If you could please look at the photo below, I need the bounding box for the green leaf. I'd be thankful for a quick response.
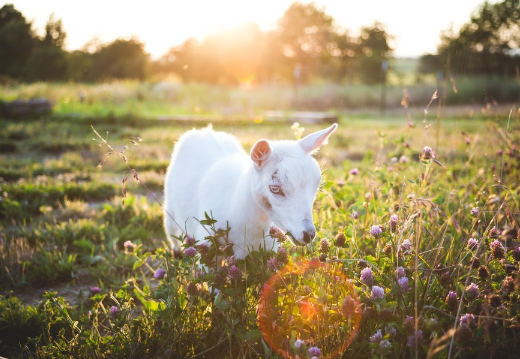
[133,288,165,312]
[214,292,230,311]
[244,329,263,343]
[133,258,145,270]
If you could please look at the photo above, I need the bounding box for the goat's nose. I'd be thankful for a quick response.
[302,229,316,244]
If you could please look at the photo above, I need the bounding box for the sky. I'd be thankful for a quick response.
[5,0,494,58]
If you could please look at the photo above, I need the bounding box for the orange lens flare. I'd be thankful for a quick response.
[258,260,361,358]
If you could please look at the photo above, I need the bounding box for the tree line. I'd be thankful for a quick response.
[1,1,518,85]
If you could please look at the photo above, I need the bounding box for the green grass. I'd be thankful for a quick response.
[0,102,519,358]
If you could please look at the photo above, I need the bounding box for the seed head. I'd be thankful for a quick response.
[341,295,358,318]
[335,232,346,247]
[196,243,209,256]
[370,225,382,237]
[319,253,327,262]
[185,235,196,246]
[154,268,166,279]
[503,276,515,293]
[488,294,501,307]
[470,257,481,269]
[360,267,375,286]
[478,266,489,279]
[320,238,330,253]
[445,291,458,310]
[403,315,414,332]
[489,226,501,238]
[383,243,392,255]
[389,215,398,233]
[187,282,199,296]
[456,324,472,343]
[371,286,385,301]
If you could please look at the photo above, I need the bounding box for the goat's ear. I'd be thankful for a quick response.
[250,139,272,167]
[298,123,338,154]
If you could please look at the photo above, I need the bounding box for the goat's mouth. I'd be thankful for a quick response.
[285,231,306,246]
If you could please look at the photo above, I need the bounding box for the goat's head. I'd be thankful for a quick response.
[250,123,338,246]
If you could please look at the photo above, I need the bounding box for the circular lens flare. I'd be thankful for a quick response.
[258,260,361,358]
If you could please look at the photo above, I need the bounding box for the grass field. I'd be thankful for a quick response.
[1,96,520,358]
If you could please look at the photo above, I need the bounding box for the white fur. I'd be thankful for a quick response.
[164,123,338,259]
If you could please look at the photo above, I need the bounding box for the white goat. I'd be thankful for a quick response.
[164,123,338,259]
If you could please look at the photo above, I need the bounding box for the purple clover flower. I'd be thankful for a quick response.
[460,313,475,326]
[471,207,479,217]
[124,240,136,252]
[395,266,406,278]
[465,283,480,301]
[390,214,398,232]
[154,268,166,279]
[308,347,321,357]
[371,286,385,301]
[467,238,478,249]
[185,235,196,246]
[445,291,458,310]
[407,330,423,348]
[352,211,360,220]
[109,306,120,317]
[228,265,242,280]
[370,225,382,237]
[422,146,435,159]
[267,257,279,271]
[379,339,391,351]
[370,329,383,343]
[349,168,359,176]
[184,246,198,257]
[398,276,411,292]
[89,286,101,295]
[361,267,375,286]
[293,339,305,349]
[385,325,397,337]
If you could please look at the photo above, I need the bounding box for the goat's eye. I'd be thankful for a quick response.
[269,185,284,196]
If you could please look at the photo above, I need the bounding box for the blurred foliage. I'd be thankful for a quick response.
[420,0,520,76]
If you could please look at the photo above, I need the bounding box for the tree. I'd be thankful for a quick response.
[0,4,34,79]
[420,0,520,76]
[88,39,148,81]
[25,13,68,81]
[356,22,393,84]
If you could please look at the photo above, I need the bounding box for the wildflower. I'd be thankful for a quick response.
[124,240,136,252]
[370,225,382,237]
[308,347,321,357]
[154,268,166,279]
[335,232,346,247]
[467,238,478,250]
[269,226,287,242]
[403,316,414,332]
[471,207,479,217]
[490,240,504,259]
[383,243,392,255]
[422,146,435,159]
[185,235,196,246]
[109,306,120,317]
[385,325,397,337]
[513,247,520,261]
[352,211,360,220]
[407,330,423,348]
[196,243,209,256]
[398,276,411,292]
[460,313,474,326]
[389,215,398,233]
[187,282,199,296]
[320,238,330,253]
[489,226,501,238]
[371,286,385,301]
[399,155,408,163]
[379,339,392,351]
[341,295,358,318]
[184,246,198,257]
[488,294,501,307]
[456,324,472,342]
[89,286,101,295]
[349,168,359,176]
[400,239,412,252]
[446,291,458,310]
[267,257,279,271]
[277,247,288,264]
[319,253,327,262]
[465,283,480,301]
[503,276,515,293]
[395,266,406,278]
[293,339,305,349]
[478,266,489,279]
[227,265,242,280]
[370,329,383,343]
[361,267,375,286]
[337,180,344,187]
